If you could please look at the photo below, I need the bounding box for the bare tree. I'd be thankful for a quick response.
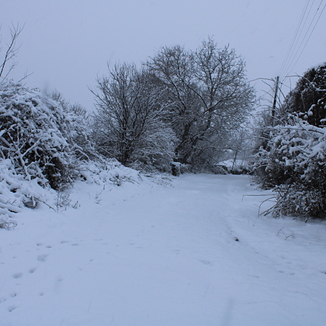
[0,24,23,83]
[92,64,175,169]
[148,38,255,169]
[147,45,201,164]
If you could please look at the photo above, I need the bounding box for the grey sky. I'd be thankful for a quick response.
[2,0,326,110]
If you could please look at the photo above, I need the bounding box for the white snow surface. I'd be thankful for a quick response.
[1,173,326,326]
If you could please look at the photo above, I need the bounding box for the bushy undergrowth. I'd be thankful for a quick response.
[0,82,127,228]
[78,158,141,186]
[254,117,326,219]
[0,157,142,229]
[0,82,77,189]
[273,184,326,219]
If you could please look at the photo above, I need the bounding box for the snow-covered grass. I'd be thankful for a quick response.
[1,171,326,325]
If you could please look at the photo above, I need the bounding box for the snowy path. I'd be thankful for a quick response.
[1,174,326,325]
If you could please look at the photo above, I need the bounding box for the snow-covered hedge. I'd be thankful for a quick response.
[0,82,96,191]
[0,82,148,229]
[254,117,326,218]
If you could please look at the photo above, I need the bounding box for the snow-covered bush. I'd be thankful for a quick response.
[273,183,326,219]
[0,159,57,229]
[51,92,96,161]
[254,64,326,219]
[78,158,141,187]
[0,157,143,229]
[0,82,79,190]
[254,117,326,218]
[0,82,147,228]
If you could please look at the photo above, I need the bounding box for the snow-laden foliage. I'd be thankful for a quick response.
[0,159,57,229]
[0,82,78,190]
[0,156,142,229]
[254,117,326,218]
[273,183,326,219]
[0,82,86,227]
[0,82,147,229]
[78,158,141,187]
[254,63,326,219]
[51,92,96,161]
[0,83,98,188]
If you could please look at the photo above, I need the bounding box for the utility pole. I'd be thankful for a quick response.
[271,76,279,126]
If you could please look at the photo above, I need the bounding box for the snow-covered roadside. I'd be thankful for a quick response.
[1,173,326,326]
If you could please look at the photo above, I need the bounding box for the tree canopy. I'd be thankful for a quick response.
[93,39,255,171]
[281,64,326,126]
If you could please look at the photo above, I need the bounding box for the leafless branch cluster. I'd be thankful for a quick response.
[0,24,23,82]
[93,38,255,171]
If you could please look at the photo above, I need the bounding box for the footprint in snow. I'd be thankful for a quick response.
[0,293,18,308]
[29,267,37,274]
[199,259,214,266]
[37,254,48,262]
[37,243,53,249]
[8,305,17,312]
[278,270,295,276]
[12,273,23,279]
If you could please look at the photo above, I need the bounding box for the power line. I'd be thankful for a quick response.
[279,0,311,77]
[257,1,325,109]
[279,0,326,80]
[287,1,326,74]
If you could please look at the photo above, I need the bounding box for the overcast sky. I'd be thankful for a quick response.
[1,0,326,111]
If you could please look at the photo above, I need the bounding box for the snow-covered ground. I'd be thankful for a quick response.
[1,173,326,326]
